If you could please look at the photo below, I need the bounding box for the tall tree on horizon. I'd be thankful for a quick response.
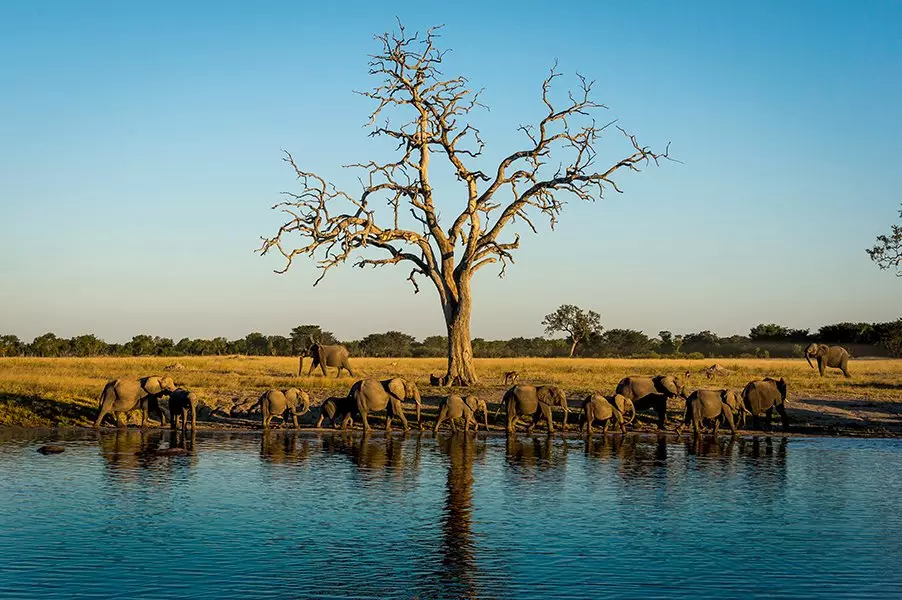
[542,304,603,357]
[867,204,902,275]
[259,23,666,384]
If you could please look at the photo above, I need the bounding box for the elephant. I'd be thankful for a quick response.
[298,338,354,378]
[581,393,635,435]
[434,395,489,433]
[677,389,738,436]
[168,388,198,432]
[742,377,789,431]
[503,371,520,385]
[720,388,751,427]
[256,388,311,429]
[94,375,176,428]
[316,395,358,429]
[501,385,568,434]
[805,343,851,377]
[615,375,686,429]
[349,377,422,432]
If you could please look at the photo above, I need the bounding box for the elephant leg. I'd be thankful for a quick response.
[542,404,554,433]
[752,414,761,431]
[656,397,667,430]
[842,358,851,378]
[712,417,720,437]
[723,408,737,435]
[526,411,539,434]
[434,409,446,433]
[765,408,773,431]
[818,359,825,377]
[776,403,789,431]
[292,409,300,430]
[601,420,608,434]
[692,416,699,436]
[391,398,409,431]
[316,414,324,428]
[94,405,110,428]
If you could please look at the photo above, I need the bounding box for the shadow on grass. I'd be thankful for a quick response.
[847,381,902,391]
[0,393,96,427]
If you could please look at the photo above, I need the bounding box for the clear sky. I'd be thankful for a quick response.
[1,0,900,343]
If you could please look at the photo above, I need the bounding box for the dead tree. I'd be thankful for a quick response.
[259,24,667,385]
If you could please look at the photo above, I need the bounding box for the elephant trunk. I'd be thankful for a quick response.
[625,399,636,425]
[805,353,814,369]
[412,388,422,426]
[561,403,569,430]
[483,406,490,431]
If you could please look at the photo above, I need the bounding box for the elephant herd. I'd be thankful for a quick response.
[92,371,792,437]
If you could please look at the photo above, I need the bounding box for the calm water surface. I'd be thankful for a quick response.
[0,429,901,599]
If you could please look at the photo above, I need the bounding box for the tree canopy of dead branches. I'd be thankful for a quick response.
[259,23,667,384]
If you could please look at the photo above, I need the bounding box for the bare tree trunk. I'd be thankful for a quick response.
[444,278,478,386]
[569,337,579,358]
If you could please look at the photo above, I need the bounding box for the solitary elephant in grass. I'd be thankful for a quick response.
[316,396,358,429]
[615,375,686,430]
[677,389,738,436]
[168,388,198,432]
[805,343,851,377]
[299,339,354,378]
[502,385,568,434]
[434,395,489,433]
[94,375,176,427]
[257,388,311,429]
[742,377,789,431]
[582,393,634,434]
[350,377,422,432]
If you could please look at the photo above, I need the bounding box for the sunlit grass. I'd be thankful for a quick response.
[0,356,900,428]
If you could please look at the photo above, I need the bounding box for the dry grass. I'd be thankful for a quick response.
[1,356,901,433]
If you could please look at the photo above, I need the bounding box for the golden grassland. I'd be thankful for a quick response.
[1,356,901,433]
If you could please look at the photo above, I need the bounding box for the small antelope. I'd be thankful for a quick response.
[503,371,520,385]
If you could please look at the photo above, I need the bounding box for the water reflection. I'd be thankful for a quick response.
[259,431,311,464]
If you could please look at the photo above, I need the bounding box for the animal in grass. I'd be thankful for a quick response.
[805,343,851,377]
[168,388,198,432]
[429,373,442,386]
[614,375,686,430]
[256,388,311,429]
[581,393,635,435]
[502,371,520,385]
[703,363,732,379]
[501,385,569,434]
[742,377,789,431]
[677,389,740,436]
[349,377,422,432]
[94,375,176,428]
[298,336,354,378]
[434,395,490,433]
[316,395,358,429]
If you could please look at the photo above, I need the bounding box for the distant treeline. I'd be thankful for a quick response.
[2,321,901,359]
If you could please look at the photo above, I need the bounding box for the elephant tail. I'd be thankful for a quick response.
[494,390,513,418]
[98,380,115,409]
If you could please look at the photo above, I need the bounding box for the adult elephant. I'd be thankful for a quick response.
[94,375,176,428]
[742,377,789,431]
[615,375,685,430]
[434,395,489,433]
[501,385,568,434]
[582,393,634,435]
[256,388,311,429]
[350,377,422,432]
[805,343,851,377]
[299,338,354,378]
[677,389,738,436]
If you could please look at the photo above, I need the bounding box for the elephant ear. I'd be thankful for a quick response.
[386,378,406,399]
[658,376,679,396]
[819,344,829,357]
[143,377,163,395]
[535,387,551,405]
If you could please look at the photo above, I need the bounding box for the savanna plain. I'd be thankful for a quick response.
[1,356,901,435]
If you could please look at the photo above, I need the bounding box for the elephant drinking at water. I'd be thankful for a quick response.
[742,377,789,431]
[501,385,568,434]
[582,393,634,435]
[350,377,422,432]
[434,395,489,433]
[94,375,176,427]
[615,375,685,430]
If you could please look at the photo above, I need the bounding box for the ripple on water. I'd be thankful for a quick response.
[0,431,900,598]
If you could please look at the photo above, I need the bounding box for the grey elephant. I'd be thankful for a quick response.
[168,388,198,432]
[299,338,354,378]
[316,395,358,429]
[677,389,738,436]
[349,377,422,432]
[582,393,634,435]
[720,388,750,427]
[805,343,851,377]
[501,385,568,434]
[256,388,311,429]
[434,394,489,433]
[94,375,176,427]
[615,375,685,430]
[742,377,789,431]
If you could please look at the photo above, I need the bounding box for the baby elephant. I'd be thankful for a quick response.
[582,393,633,434]
[434,395,489,433]
[503,371,520,385]
[257,388,311,429]
[316,395,357,429]
[168,388,198,432]
[678,389,738,436]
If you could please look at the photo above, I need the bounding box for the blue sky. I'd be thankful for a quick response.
[1,0,900,343]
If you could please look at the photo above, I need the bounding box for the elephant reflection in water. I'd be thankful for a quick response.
[260,431,311,464]
[737,436,788,460]
[504,433,570,472]
[321,432,421,479]
[684,434,736,458]
[99,429,197,480]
